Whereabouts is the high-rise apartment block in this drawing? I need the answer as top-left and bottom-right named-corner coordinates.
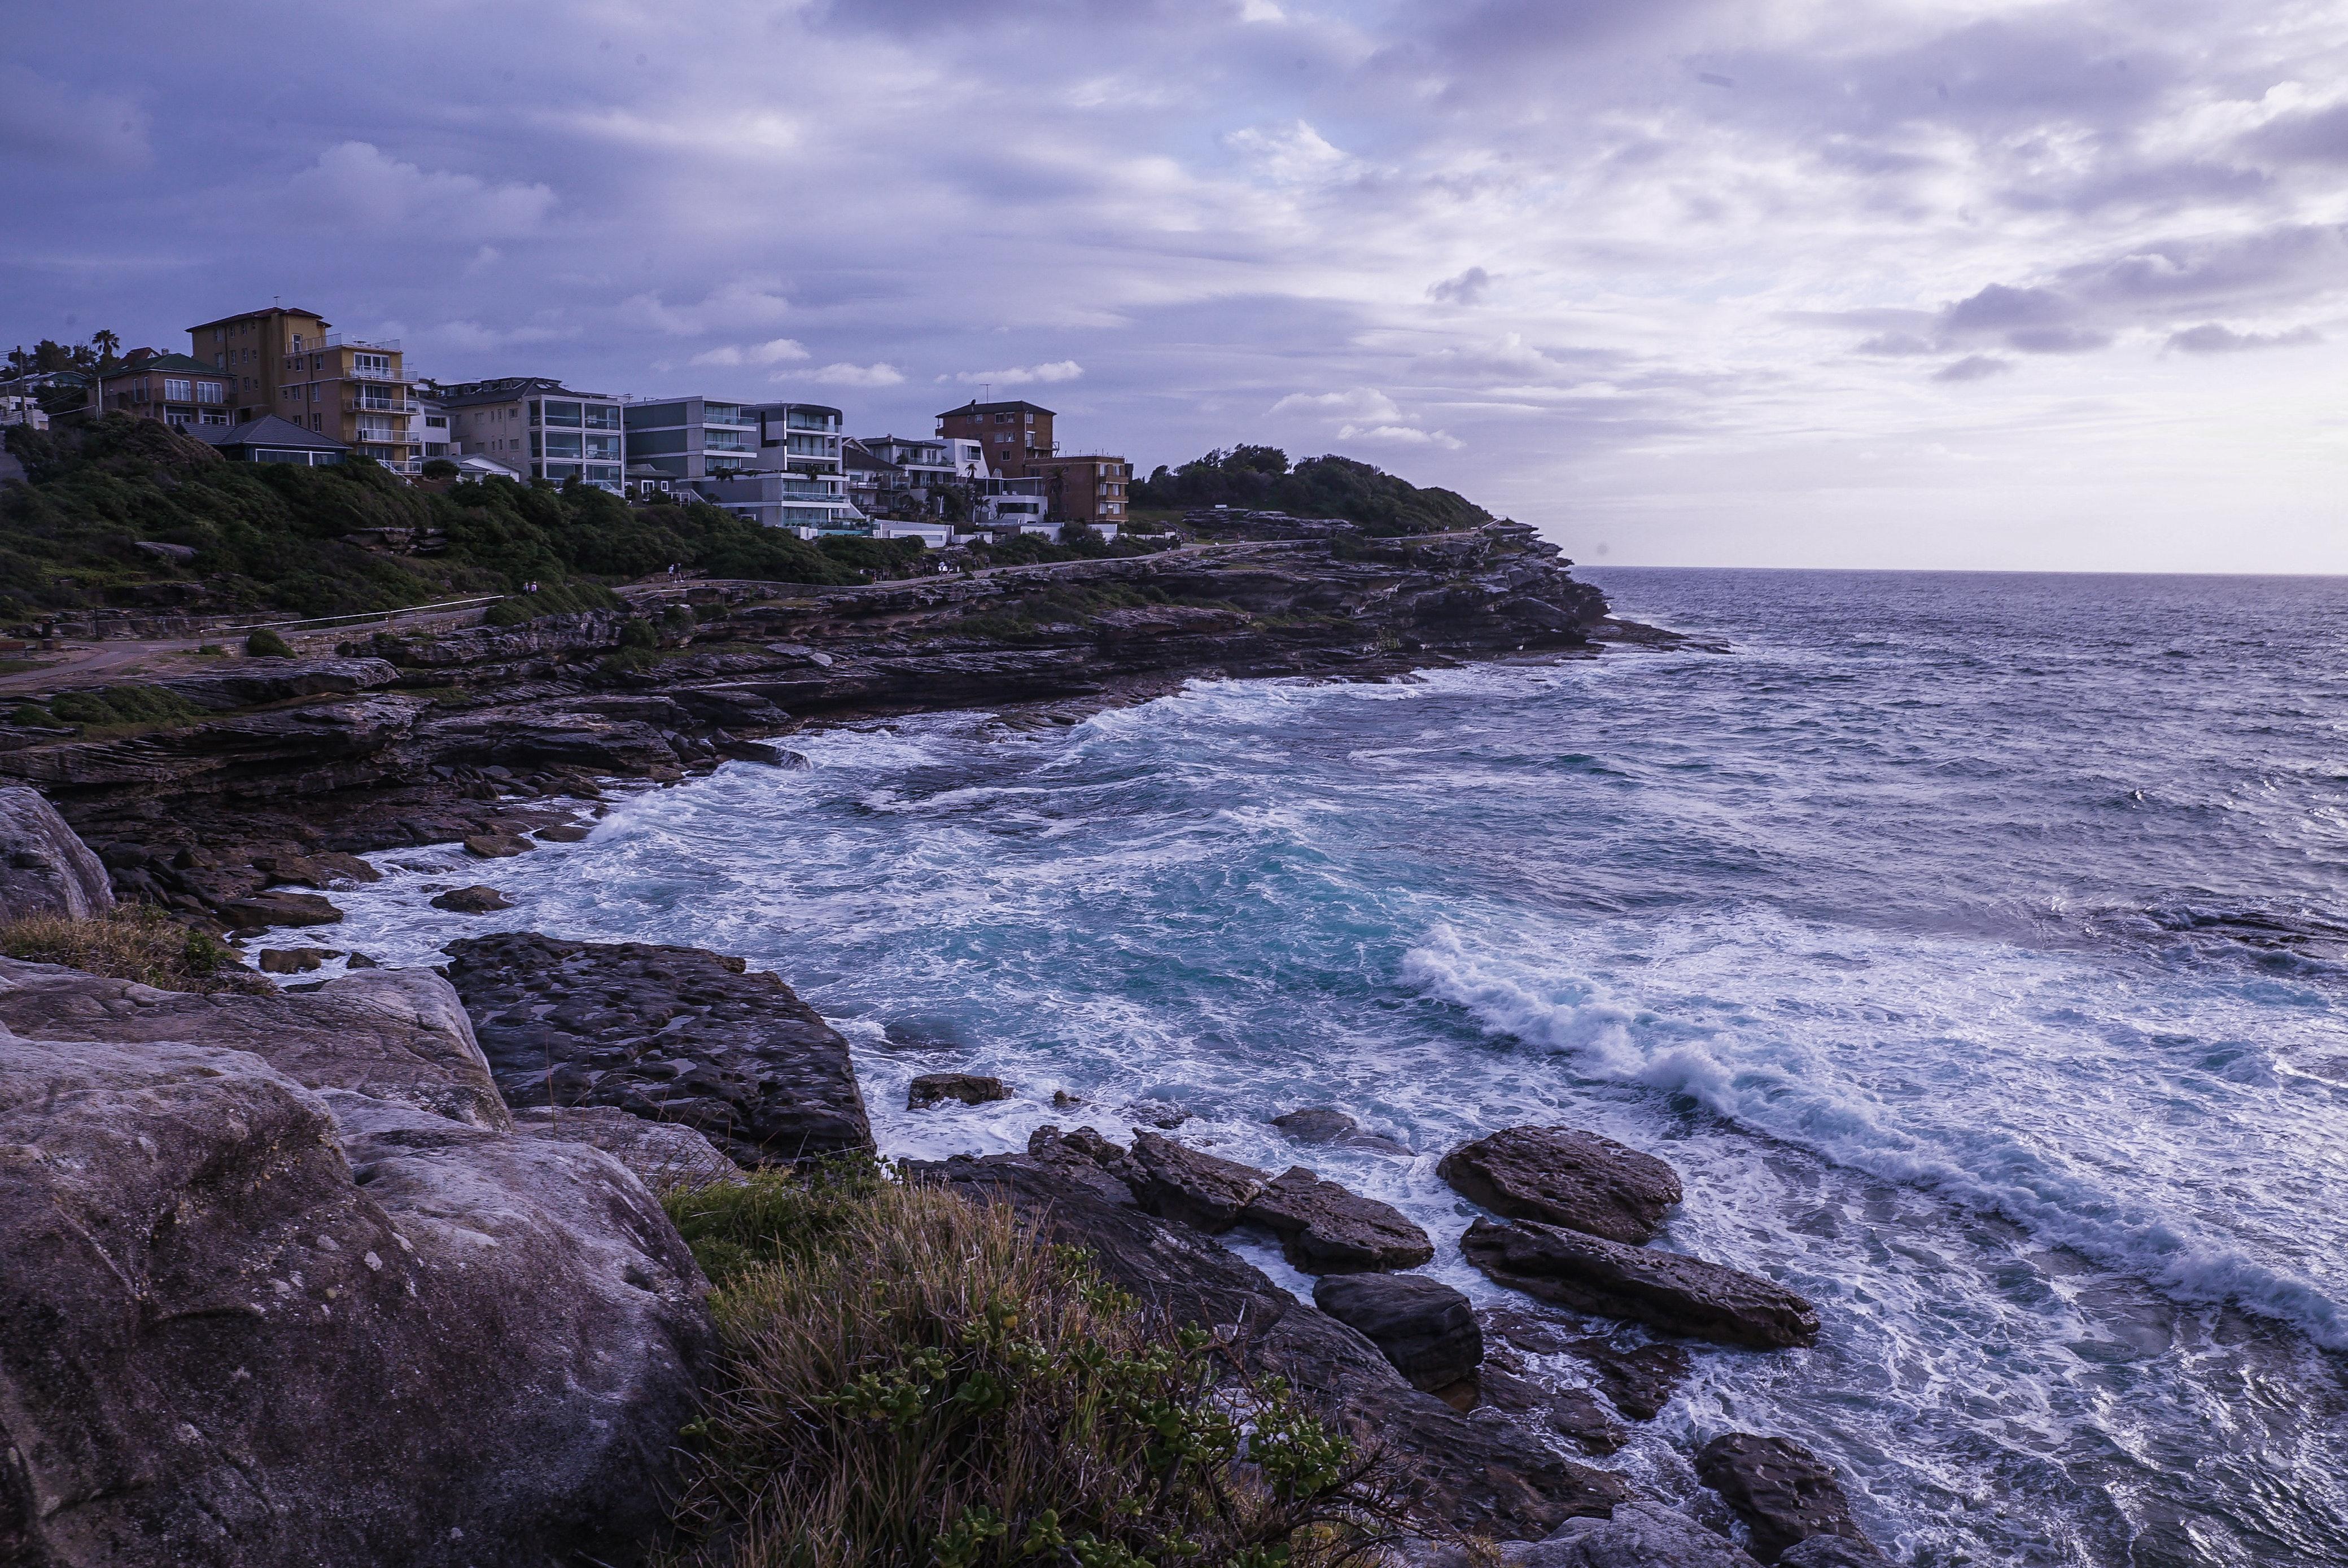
top-left (438, 377), bottom-right (625, 490)
top-left (185, 307), bottom-right (425, 473)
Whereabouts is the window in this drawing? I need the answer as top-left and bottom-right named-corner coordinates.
top-left (354, 353), bottom-right (391, 379)
top-left (199, 382), bottom-right (223, 404)
top-left (203, 409), bottom-right (228, 427)
top-left (584, 404), bottom-right (620, 430)
top-left (583, 433), bottom-right (620, 460)
top-left (627, 430), bottom-right (688, 456)
top-left (215, 354), bottom-right (225, 368)
top-left (311, 384), bottom-right (322, 402)
top-left (544, 461), bottom-right (581, 480)
top-left (310, 413), bottom-right (321, 431)
top-left (543, 432), bottom-right (583, 458)
top-left (165, 378), bottom-right (191, 401)
top-left (584, 463), bottom-right (622, 485)
top-left (995, 412), bottom-right (1013, 423)
top-left (542, 400), bottom-right (583, 427)
top-left (625, 402), bottom-right (687, 430)
top-left (704, 402), bottom-right (747, 427)
top-left (213, 329), bottom-right (224, 344)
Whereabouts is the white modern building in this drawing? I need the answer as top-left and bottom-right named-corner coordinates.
top-left (623, 395), bottom-right (761, 482)
top-left (439, 377), bottom-right (625, 490)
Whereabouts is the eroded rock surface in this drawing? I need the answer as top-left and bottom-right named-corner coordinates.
top-left (1249, 1166), bottom-right (1435, 1273)
top-left (907, 1072), bottom-right (1011, 1110)
top-left (511, 1103), bottom-right (740, 1190)
top-left (444, 931), bottom-right (873, 1164)
top-left (1524, 1501), bottom-right (1762, 1568)
top-left (1123, 1128), bottom-right (1267, 1230)
top-left (1310, 1272), bottom-right (1482, 1392)
top-left (1463, 1218), bottom-right (1820, 1350)
top-left (1439, 1126), bottom-right (1684, 1244)
top-left (0, 786), bottom-right (112, 920)
top-left (1695, 1434), bottom-right (1882, 1564)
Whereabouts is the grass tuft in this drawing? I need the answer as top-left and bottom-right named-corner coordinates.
top-left (658, 1160), bottom-right (1411, 1568)
top-left (0, 906), bottom-right (269, 994)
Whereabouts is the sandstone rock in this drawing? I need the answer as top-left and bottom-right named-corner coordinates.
top-left (907, 1071), bottom-right (1011, 1110)
top-left (431, 884), bottom-right (513, 913)
top-left (534, 823), bottom-right (592, 842)
top-left (1462, 1219), bottom-right (1820, 1350)
top-left (1477, 1364), bottom-right (1627, 1455)
top-left (444, 931), bottom-right (873, 1165)
top-left (1438, 1126), bottom-right (1684, 1243)
top-left (1310, 1272), bottom-right (1482, 1392)
top-left (462, 832), bottom-right (531, 859)
top-left (1565, 1335), bottom-right (1694, 1422)
top-left (1524, 1501), bottom-right (1762, 1568)
top-left (511, 1103), bottom-right (740, 1191)
top-left (346, 951), bottom-right (381, 969)
top-left (1025, 1124), bottom-right (1148, 1206)
top-left (222, 890), bottom-right (344, 929)
top-left (256, 946), bottom-right (336, 974)
top-left (0, 785), bottom-right (112, 919)
top-left (1694, 1434), bottom-right (1882, 1564)
top-left (0, 957), bottom-right (510, 1132)
top-left (154, 656), bottom-right (402, 712)
top-left (0, 1027), bottom-right (712, 1568)
top-left (1123, 1129), bottom-right (1267, 1230)
top-left (1243, 1165), bottom-right (1435, 1272)
top-left (916, 1151), bottom-right (1631, 1540)
top-left (1271, 1105), bottom-right (1412, 1154)
top-left (417, 709), bottom-right (681, 776)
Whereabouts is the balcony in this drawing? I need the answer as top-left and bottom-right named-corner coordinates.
top-left (347, 365), bottom-right (418, 384)
top-left (323, 332), bottom-right (402, 352)
top-left (346, 397), bottom-right (419, 415)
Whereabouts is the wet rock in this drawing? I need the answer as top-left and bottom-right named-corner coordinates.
top-left (1310, 1272), bottom-right (1482, 1392)
top-left (431, 884), bottom-right (513, 913)
top-left (907, 1071), bottom-right (1012, 1110)
top-left (222, 889), bottom-right (344, 928)
top-left (1125, 1097), bottom-right (1193, 1129)
top-left (463, 832), bottom-right (532, 859)
top-left (917, 1151), bottom-right (1632, 1540)
top-left (1243, 1165), bottom-right (1435, 1272)
top-left (1462, 1218), bottom-right (1820, 1350)
top-left (1477, 1364), bottom-right (1627, 1455)
top-left (1025, 1124), bottom-right (1148, 1206)
top-left (0, 1024), bottom-right (712, 1568)
top-left (1566, 1335), bottom-right (1694, 1422)
top-left (444, 931), bottom-right (873, 1165)
top-left (534, 823), bottom-right (592, 843)
top-left (0, 786), bottom-right (114, 920)
top-left (346, 951), bottom-right (382, 969)
top-left (1524, 1501), bottom-right (1762, 1568)
top-left (1439, 1126), bottom-right (1684, 1243)
top-left (257, 946), bottom-right (337, 974)
top-left (511, 1103), bottom-right (740, 1191)
top-left (1123, 1129), bottom-right (1267, 1230)
top-left (1695, 1434), bottom-right (1882, 1564)
top-left (1271, 1105), bottom-right (1412, 1154)
top-left (1779, 1540), bottom-right (1886, 1568)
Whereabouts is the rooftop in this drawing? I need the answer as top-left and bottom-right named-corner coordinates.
top-left (193, 415), bottom-right (350, 453)
top-left (186, 307), bottom-right (330, 332)
top-left (435, 377), bottom-right (620, 409)
top-left (99, 354), bottom-right (225, 380)
top-left (937, 398), bottom-right (1057, 418)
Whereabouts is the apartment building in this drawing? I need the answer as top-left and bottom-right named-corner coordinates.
top-left (437, 377), bottom-right (624, 490)
top-left (93, 352), bottom-right (236, 431)
top-left (623, 396), bottom-right (760, 481)
top-left (751, 401), bottom-right (845, 483)
top-left (935, 399), bottom-right (1056, 476)
top-left (185, 306), bottom-right (424, 472)
top-left (1015, 454), bottom-right (1132, 528)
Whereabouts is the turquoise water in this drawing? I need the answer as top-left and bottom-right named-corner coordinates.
top-left (322, 568), bottom-right (2348, 1566)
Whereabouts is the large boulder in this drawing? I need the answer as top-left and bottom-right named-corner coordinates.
top-left (0, 1017), bottom-right (712, 1565)
top-left (1694, 1435), bottom-right (1883, 1564)
top-left (916, 1151), bottom-right (1632, 1541)
top-left (510, 1103), bottom-right (739, 1192)
top-left (1462, 1219), bottom-right (1820, 1351)
top-left (1524, 1501), bottom-right (1762, 1568)
top-left (443, 931), bottom-right (873, 1165)
top-left (1122, 1128), bottom-right (1267, 1230)
top-left (154, 656), bottom-right (402, 713)
top-left (1247, 1166), bottom-right (1434, 1273)
top-left (0, 787), bottom-right (112, 921)
top-left (1438, 1127), bottom-right (1683, 1244)
top-left (1310, 1273), bottom-right (1481, 1392)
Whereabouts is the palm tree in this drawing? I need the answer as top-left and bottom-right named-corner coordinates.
top-left (90, 329), bottom-right (119, 358)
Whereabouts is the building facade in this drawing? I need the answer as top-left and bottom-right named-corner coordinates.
top-left (935, 399), bottom-right (1056, 476)
top-left (692, 468), bottom-right (865, 533)
top-left (185, 306), bottom-right (424, 472)
top-left (1014, 454), bottom-right (1131, 528)
top-left (623, 396), bottom-right (760, 481)
top-left (93, 353), bottom-right (237, 431)
top-left (194, 414), bottom-right (348, 466)
top-left (437, 378), bottom-right (624, 490)
top-left (753, 401), bottom-right (845, 483)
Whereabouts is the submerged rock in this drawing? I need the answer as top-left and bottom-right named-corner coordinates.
top-left (431, 884), bottom-right (513, 913)
top-left (1246, 1166), bottom-right (1435, 1273)
top-left (1695, 1434), bottom-right (1883, 1564)
top-left (1462, 1218), bottom-right (1820, 1350)
top-left (1566, 1335), bottom-right (1695, 1422)
top-left (1271, 1105), bottom-right (1413, 1154)
top-left (444, 930), bottom-right (873, 1165)
top-left (0, 785), bottom-right (112, 919)
top-left (462, 832), bottom-right (532, 859)
top-left (1311, 1272), bottom-right (1482, 1392)
top-left (916, 1150), bottom-right (1632, 1539)
top-left (907, 1071), bottom-right (1012, 1110)
top-left (1524, 1501), bottom-right (1762, 1568)
top-left (1439, 1125), bottom-right (1684, 1244)
top-left (1477, 1363), bottom-right (1628, 1455)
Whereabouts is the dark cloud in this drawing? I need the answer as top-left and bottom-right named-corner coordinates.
top-left (1855, 333), bottom-right (1936, 356)
top-left (1933, 355), bottom-right (2014, 382)
top-left (2245, 102), bottom-right (2348, 166)
top-left (1428, 267), bottom-right (1493, 305)
top-left (2165, 323), bottom-right (2323, 353)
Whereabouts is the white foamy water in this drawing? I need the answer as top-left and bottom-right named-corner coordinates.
top-left (309, 569), bottom-right (2348, 1567)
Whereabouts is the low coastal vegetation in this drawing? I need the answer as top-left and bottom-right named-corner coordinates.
top-left (0, 905), bottom-right (265, 992)
top-left (1131, 448), bottom-right (1490, 536)
top-left (659, 1160), bottom-right (1409, 1568)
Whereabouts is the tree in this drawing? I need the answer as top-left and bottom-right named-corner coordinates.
top-left (90, 330), bottom-right (120, 366)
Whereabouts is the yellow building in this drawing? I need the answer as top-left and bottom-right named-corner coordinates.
top-left (185, 306), bottom-right (422, 474)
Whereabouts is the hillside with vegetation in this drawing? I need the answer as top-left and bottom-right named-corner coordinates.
top-left (0, 414), bottom-right (903, 623)
top-left (1133, 446), bottom-right (1494, 534)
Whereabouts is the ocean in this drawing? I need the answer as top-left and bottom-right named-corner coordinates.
top-left (322, 567), bottom-right (2348, 1566)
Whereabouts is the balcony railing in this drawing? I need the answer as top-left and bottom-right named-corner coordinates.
top-left (323, 332), bottom-right (402, 352)
top-left (348, 365), bottom-right (417, 384)
top-left (346, 398), bottom-right (419, 415)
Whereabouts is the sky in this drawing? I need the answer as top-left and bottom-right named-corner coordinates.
top-left (4, 1), bottom-right (2346, 571)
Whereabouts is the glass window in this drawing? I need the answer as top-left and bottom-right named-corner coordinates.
top-left (583, 433), bottom-right (621, 460)
top-left (544, 461), bottom-right (581, 479)
top-left (541, 432), bottom-right (584, 458)
top-left (544, 400), bottom-right (582, 427)
top-left (199, 382), bottom-right (224, 403)
top-left (627, 429), bottom-right (688, 455)
top-left (584, 463), bottom-right (622, 483)
top-left (584, 404), bottom-right (621, 430)
top-left (165, 378), bottom-right (191, 400)
top-left (625, 402), bottom-right (686, 430)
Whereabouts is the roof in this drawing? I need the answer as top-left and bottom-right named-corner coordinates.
top-left (841, 440), bottom-right (901, 475)
top-left (99, 354), bottom-right (225, 381)
top-left (435, 377), bottom-right (619, 409)
top-left (193, 415), bottom-right (350, 453)
top-left (937, 399), bottom-right (1056, 418)
top-left (186, 307), bottom-right (330, 331)
top-left (624, 462), bottom-right (671, 477)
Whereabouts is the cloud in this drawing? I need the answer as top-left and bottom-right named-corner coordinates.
top-left (1855, 333), bottom-right (1936, 357)
top-left (285, 142), bottom-right (553, 239)
top-left (950, 360), bottom-right (1084, 386)
top-left (1429, 267), bottom-right (1493, 305)
top-left (1338, 424), bottom-right (1463, 449)
top-left (1224, 120), bottom-right (1353, 183)
top-left (1271, 388), bottom-right (1402, 422)
top-left (806, 362), bottom-right (906, 387)
top-left (621, 281), bottom-right (795, 336)
top-left (691, 338), bottom-right (810, 367)
top-left (0, 65), bottom-right (148, 172)
top-left (1932, 356), bottom-right (2013, 383)
top-left (2165, 323), bottom-right (2323, 354)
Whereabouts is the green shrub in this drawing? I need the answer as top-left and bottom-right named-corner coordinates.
top-left (8, 703), bottom-right (54, 727)
top-left (618, 617), bottom-right (659, 650)
top-left (0, 906), bottom-right (266, 995)
top-left (598, 646), bottom-right (657, 677)
top-left (421, 458), bottom-right (459, 479)
top-left (657, 1164), bottom-right (1406, 1568)
top-left (245, 627), bottom-right (293, 658)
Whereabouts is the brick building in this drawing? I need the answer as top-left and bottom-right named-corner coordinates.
top-left (935, 398), bottom-right (1056, 476)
